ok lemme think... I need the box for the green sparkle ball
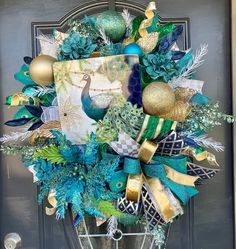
[96,10,126,42]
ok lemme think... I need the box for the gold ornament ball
[29,55,56,86]
[142,82,176,116]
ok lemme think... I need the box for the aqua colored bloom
[142,52,179,82]
[58,32,97,61]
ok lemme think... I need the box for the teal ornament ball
[123,43,143,56]
[96,10,126,42]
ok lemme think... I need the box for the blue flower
[58,32,97,61]
[142,52,179,82]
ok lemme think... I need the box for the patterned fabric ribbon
[123,157,199,206]
[110,130,218,229]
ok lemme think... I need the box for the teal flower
[142,52,178,82]
[58,32,97,61]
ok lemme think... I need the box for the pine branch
[169,44,208,88]
[122,9,132,36]
[106,216,118,238]
[189,134,224,152]
[36,34,56,44]
[0,131,32,143]
[33,145,67,164]
[181,44,208,78]
[27,86,55,97]
[97,27,111,45]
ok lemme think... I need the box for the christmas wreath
[1,1,234,247]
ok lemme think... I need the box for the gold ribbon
[136,2,159,53]
[45,190,57,215]
[125,174,143,203]
[11,93,38,106]
[139,1,157,37]
[145,176,176,222]
[184,148,219,167]
[138,139,159,163]
[165,165,199,186]
[137,32,159,53]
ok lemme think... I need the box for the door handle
[4,233,21,249]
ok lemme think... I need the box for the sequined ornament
[29,55,56,86]
[96,10,126,42]
[123,43,143,56]
[142,82,176,116]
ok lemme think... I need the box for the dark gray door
[0,0,234,249]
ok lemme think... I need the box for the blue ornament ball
[123,43,143,56]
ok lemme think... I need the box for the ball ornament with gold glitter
[142,82,176,116]
[96,10,126,42]
[29,55,56,86]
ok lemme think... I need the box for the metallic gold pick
[139,1,157,37]
[9,93,39,106]
[29,121,62,144]
[137,32,159,53]
[175,87,196,103]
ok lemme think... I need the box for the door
[0,0,234,249]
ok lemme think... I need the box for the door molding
[231,0,236,246]
[31,0,190,57]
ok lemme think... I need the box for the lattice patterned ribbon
[111,131,219,229]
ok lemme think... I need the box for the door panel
[0,0,234,249]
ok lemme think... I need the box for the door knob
[4,233,21,249]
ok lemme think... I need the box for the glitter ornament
[123,43,143,56]
[29,55,56,86]
[142,82,176,116]
[96,10,126,42]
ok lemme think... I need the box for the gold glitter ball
[29,55,56,86]
[142,82,176,116]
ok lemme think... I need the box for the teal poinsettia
[142,52,179,82]
[58,32,97,61]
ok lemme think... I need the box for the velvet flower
[142,52,179,82]
[58,32,97,61]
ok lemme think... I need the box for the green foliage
[1,144,40,161]
[184,102,236,132]
[96,200,124,217]
[33,145,67,165]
